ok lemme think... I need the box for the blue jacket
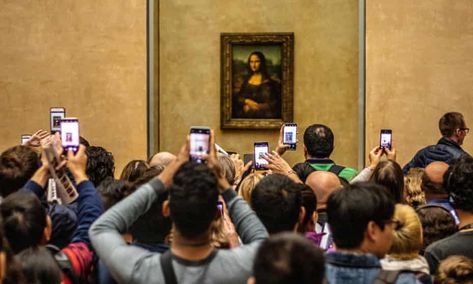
[403,137,470,175]
[325,251,419,284]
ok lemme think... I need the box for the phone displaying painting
[221,33,294,129]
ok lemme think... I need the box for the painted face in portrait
[249,54,261,73]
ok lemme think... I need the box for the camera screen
[61,120,79,151]
[283,125,297,144]
[50,109,65,131]
[190,132,210,161]
[380,132,392,149]
[254,144,269,168]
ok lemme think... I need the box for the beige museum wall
[366,0,473,167]
[159,0,359,168]
[0,1,147,175]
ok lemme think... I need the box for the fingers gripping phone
[254,142,269,170]
[190,126,211,163]
[380,129,392,150]
[283,123,297,150]
[50,107,66,133]
[61,118,80,153]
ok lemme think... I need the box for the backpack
[46,244,80,284]
[293,162,349,185]
[374,269,432,284]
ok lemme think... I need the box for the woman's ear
[247,276,256,284]
[42,215,52,244]
[162,200,170,217]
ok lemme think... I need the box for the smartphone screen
[21,134,31,145]
[217,201,224,217]
[61,118,80,152]
[254,142,269,170]
[50,107,66,133]
[283,123,297,150]
[190,127,210,163]
[380,129,392,150]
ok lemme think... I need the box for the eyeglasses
[460,128,470,134]
[384,219,401,230]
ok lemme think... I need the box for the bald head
[422,161,449,197]
[305,171,341,210]
[148,152,176,167]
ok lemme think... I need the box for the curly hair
[416,204,457,254]
[435,255,473,284]
[444,156,473,212]
[86,146,115,187]
[404,168,426,208]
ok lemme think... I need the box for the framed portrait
[221,33,294,129]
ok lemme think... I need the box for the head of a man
[327,182,396,258]
[439,112,468,145]
[251,174,303,234]
[305,171,341,211]
[445,156,473,214]
[249,232,325,284]
[0,145,40,197]
[421,161,449,200]
[303,124,334,159]
[166,162,218,239]
[86,146,115,187]
[148,152,176,168]
[0,191,50,254]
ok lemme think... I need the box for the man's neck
[171,230,213,261]
[456,210,473,230]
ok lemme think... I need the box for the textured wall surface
[366,0,473,166]
[0,0,147,175]
[159,0,359,168]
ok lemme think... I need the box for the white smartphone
[254,142,269,170]
[60,118,80,153]
[50,107,66,133]
[189,126,211,163]
[21,134,32,145]
[283,123,297,150]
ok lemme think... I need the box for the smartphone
[283,123,297,150]
[21,134,31,145]
[60,118,80,153]
[380,129,392,150]
[243,153,254,166]
[254,142,269,170]
[189,126,211,163]
[50,107,66,133]
[217,201,224,217]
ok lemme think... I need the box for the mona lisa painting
[221,33,294,129]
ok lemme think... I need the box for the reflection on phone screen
[61,120,79,152]
[254,144,269,168]
[283,125,297,144]
[380,133,392,149]
[190,133,210,162]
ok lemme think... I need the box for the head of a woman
[371,160,404,203]
[404,168,426,208]
[120,160,149,183]
[247,51,268,76]
[388,204,423,260]
[238,172,264,204]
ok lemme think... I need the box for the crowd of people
[0,111,472,283]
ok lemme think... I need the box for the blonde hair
[404,168,426,207]
[389,204,423,260]
[435,255,473,284]
[238,172,263,204]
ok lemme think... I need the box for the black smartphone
[254,142,269,170]
[21,134,31,145]
[243,153,254,166]
[380,129,392,150]
[50,107,66,133]
[61,117,80,153]
[283,123,297,150]
[189,126,211,163]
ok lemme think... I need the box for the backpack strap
[373,269,401,284]
[46,244,80,284]
[328,164,345,175]
[160,250,178,284]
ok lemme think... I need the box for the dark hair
[303,124,334,158]
[128,166,171,244]
[97,177,127,211]
[86,146,115,187]
[370,160,404,203]
[169,162,218,239]
[298,184,317,232]
[416,204,457,254]
[0,146,40,197]
[253,232,325,284]
[1,192,46,254]
[79,136,90,147]
[435,255,473,284]
[16,246,61,284]
[251,174,301,234]
[0,217,26,284]
[119,160,149,183]
[445,156,473,212]
[439,112,465,137]
[327,182,395,249]
[247,51,269,78]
